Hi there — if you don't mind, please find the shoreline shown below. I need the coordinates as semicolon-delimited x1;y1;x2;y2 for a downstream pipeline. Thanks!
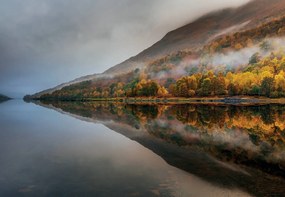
26;96;285;105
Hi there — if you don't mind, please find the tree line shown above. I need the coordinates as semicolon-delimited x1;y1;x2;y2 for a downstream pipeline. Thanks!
39;52;285;100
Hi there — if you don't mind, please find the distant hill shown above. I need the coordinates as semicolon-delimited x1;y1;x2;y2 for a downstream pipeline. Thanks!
0;94;11;102
26;0;285;99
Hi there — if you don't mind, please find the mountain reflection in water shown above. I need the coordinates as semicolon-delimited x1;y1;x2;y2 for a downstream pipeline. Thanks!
35;101;285;196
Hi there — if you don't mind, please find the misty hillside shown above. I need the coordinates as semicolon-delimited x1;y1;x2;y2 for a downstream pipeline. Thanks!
27;0;285;99
103;0;285;74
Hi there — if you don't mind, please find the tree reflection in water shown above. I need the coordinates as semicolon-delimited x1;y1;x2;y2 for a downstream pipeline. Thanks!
37;101;285;196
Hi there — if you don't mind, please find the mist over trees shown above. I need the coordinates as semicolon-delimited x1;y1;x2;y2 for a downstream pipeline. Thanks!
37;15;285;100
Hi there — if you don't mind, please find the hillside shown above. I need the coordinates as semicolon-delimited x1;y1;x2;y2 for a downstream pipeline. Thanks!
103;0;285;74
26;0;285;100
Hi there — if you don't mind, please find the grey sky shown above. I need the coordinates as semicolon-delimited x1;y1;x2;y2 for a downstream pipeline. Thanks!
0;0;250;97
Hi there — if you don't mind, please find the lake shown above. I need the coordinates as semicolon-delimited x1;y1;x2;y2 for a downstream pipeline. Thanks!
0;100;285;197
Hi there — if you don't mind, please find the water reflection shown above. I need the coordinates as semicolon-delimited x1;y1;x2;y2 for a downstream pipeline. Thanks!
1;100;256;197
36;101;285;196
0;101;176;196
0;99;10;104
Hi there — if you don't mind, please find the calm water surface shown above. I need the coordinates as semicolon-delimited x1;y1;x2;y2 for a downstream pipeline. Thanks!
0;100;284;196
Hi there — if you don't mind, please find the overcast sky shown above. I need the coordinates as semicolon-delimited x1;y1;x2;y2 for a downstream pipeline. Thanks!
0;0;250;98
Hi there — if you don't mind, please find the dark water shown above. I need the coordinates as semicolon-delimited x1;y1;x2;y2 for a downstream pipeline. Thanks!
1;100;285;197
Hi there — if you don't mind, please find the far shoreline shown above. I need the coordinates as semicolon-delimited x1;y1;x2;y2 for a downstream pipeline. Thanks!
24;96;285;105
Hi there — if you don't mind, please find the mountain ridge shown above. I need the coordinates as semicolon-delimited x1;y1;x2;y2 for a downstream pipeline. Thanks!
103;0;285;74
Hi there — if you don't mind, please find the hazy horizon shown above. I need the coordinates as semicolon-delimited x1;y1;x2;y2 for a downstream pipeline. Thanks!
0;0;250;98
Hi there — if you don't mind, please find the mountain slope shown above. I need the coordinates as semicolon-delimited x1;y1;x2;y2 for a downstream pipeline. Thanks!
103;0;285;74
27;0;285;99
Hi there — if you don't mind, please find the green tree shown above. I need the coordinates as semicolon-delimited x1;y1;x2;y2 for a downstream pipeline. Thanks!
261;77;274;97
249;52;261;65
211;75;226;95
199;78;211;96
228;83;238;96
249;85;261;96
